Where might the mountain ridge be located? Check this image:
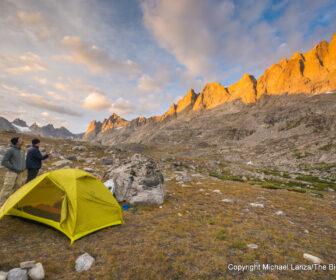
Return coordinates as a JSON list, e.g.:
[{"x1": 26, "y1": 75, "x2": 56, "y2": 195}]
[
  {"x1": 0, "y1": 117, "x2": 80, "y2": 140},
  {"x1": 84, "y1": 34, "x2": 336, "y2": 139}
]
